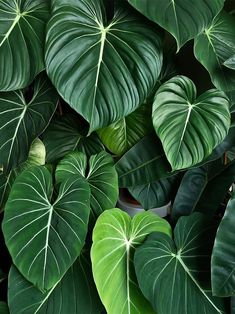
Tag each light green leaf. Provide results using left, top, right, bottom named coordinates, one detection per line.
left=0, top=138, right=45, bottom=211
left=0, top=0, right=50, bottom=91
left=43, top=114, right=104, bottom=163
left=128, top=0, right=224, bottom=50
left=98, top=105, right=152, bottom=156
left=212, top=192, right=235, bottom=296
left=116, top=134, right=172, bottom=187
left=56, top=151, right=118, bottom=220
left=8, top=252, right=103, bottom=314
left=0, top=74, right=58, bottom=173
left=153, top=75, right=230, bottom=170
left=194, top=11, right=235, bottom=91
left=135, top=213, right=227, bottom=314
left=45, top=0, right=163, bottom=132
left=91, top=208, right=171, bottom=314
left=2, top=166, right=90, bottom=291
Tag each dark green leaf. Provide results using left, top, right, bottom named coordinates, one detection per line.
left=0, top=302, right=9, bottom=314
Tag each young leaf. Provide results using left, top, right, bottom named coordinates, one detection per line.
left=45, top=0, right=163, bottom=132
left=0, top=75, right=58, bottom=173
left=128, top=0, right=224, bottom=50
left=91, top=208, right=171, bottom=314
left=135, top=213, right=227, bottom=314
left=212, top=192, right=235, bottom=296
left=0, top=0, right=50, bottom=91
left=8, top=253, right=103, bottom=314
left=153, top=76, right=230, bottom=170
left=2, top=166, right=90, bottom=291
left=42, top=114, right=104, bottom=163
left=56, top=151, right=118, bottom=220
left=194, top=11, right=235, bottom=92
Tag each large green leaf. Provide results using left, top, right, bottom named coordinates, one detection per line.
left=8, top=252, right=103, bottom=314
left=128, top=0, right=224, bottom=50
left=43, top=114, right=104, bottom=163
left=153, top=76, right=230, bottom=170
left=0, top=138, right=45, bottom=211
left=98, top=105, right=152, bottom=156
left=2, top=166, right=90, bottom=291
left=0, top=0, right=50, bottom=91
left=0, top=302, right=9, bottom=314
left=45, top=0, right=163, bottom=132
left=116, top=134, right=172, bottom=187
left=56, top=151, right=118, bottom=220
left=212, top=192, right=235, bottom=296
left=128, top=175, right=179, bottom=210
left=194, top=11, right=235, bottom=92
left=91, top=208, right=171, bottom=314
left=135, top=213, right=227, bottom=314
left=0, top=74, right=58, bottom=173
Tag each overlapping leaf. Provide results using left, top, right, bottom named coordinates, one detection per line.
left=91, top=209, right=171, bottom=314
left=2, top=166, right=90, bottom=291
left=153, top=76, right=230, bottom=170
left=45, top=0, right=163, bottom=132
left=0, top=0, right=50, bottom=91
left=0, top=74, right=58, bottom=173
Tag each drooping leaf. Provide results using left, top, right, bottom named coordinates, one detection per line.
left=0, top=302, right=9, bottom=314
left=128, top=175, right=179, bottom=209
left=153, top=75, right=230, bottom=170
left=194, top=11, right=235, bottom=91
left=135, top=213, right=228, bottom=314
left=56, top=151, right=118, bottom=220
left=116, top=134, right=172, bottom=187
left=8, top=252, right=103, bottom=314
left=45, top=0, right=163, bottom=132
left=0, top=0, right=50, bottom=91
left=0, top=138, right=46, bottom=211
left=91, top=208, right=171, bottom=314
left=98, top=105, right=152, bottom=156
left=212, top=192, right=235, bottom=296
left=2, top=166, right=90, bottom=291
left=0, top=74, right=58, bottom=173
left=128, top=0, right=224, bottom=50
left=42, top=114, right=104, bottom=163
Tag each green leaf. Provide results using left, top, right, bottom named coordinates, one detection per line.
left=0, top=302, right=9, bottom=314
left=153, top=76, right=230, bottom=170
left=0, top=0, right=50, bottom=91
left=212, top=192, right=235, bottom=296
left=232, top=297, right=235, bottom=314
left=0, top=74, right=58, bottom=173
left=128, top=175, right=179, bottom=209
left=224, top=54, right=235, bottom=70
left=0, top=138, right=46, bottom=211
left=45, top=0, right=163, bottom=132
left=135, top=213, right=227, bottom=314
left=56, top=151, right=118, bottom=220
left=128, top=0, right=224, bottom=50
left=2, top=165, right=90, bottom=291
left=194, top=11, right=235, bottom=92
left=98, top=105, right=152, bottom=156
left=8, top=252, right=103, bottom=314
left=91, top=208, right=171, bottom=314
left=116, top=134, right=172, bottom=187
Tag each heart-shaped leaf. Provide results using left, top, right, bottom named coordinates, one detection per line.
left=135, top=213, right=227, bottom=314
left=56, top=151, right=118, bottom=220
left=194, top=11, right=235, bottom=92
left=91, top=208, right=171, bottom=314
left=0, top=74, right=58, bottom=173
left=2, top=166, right=90, bottom=291
left=0, top=0, right=50, bottom=91
left=212, top=192, right=235, bottom=296
left=128, top=0, right=224, bottom=50
left=42, top=114, right=104, bottom=163
left=8, top=252, right=103, bottom=314
left=153, top=75, right=230, bottom=170
left=98, top=105, right=152, bottom=156
left=0, top=138, right=45, bottom=211
left=45, top=0, right=163, bottom=132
